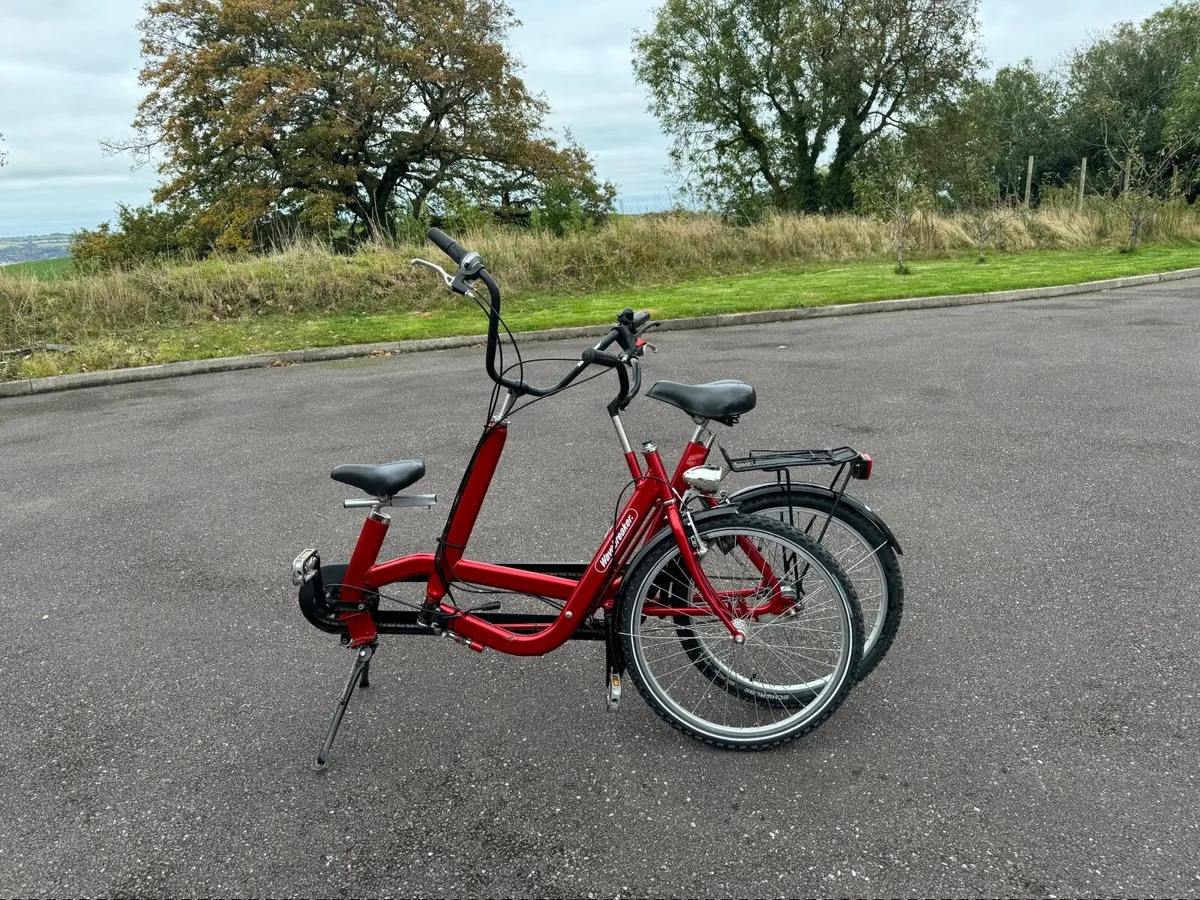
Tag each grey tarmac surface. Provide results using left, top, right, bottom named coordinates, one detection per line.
left=1, top=279, right=1198, bottom=897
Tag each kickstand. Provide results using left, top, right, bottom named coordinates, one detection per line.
left=315, top=643, right=375, bottom=770
left=604, top=619, right=624, bottom=712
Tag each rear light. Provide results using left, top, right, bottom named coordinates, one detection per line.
left=852, top=452, right=873, bottom=481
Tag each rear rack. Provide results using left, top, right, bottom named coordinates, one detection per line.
left=721, top=446, right=861, bottom=474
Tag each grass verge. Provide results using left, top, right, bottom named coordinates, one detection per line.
left=6, top=243, right=1198, bottom=381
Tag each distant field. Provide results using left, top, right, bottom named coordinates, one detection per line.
left=0, top=257, right=73, bottom=279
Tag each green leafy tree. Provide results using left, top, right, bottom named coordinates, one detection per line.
left=633, top=0, right=981, bottom=217
left=1165, top=54, right=1200, bottom=143
left=913, top=62, right=1066, bottom=205
left=105, top=0, right=613, bottom=251
left=1063, top=1, right=1200, bottom=181
left=70, top=204, right=195, bottom=271
left=963, top=64, right=1068, bottom=200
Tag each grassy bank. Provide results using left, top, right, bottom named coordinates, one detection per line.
left=6, top=242, right=1198, bottom=381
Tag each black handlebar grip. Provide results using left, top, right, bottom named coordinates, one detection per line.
left=582, top=348, right=623, bottom=368
left=427, top=227, right=467, bottom=265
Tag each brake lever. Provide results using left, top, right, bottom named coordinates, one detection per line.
left=411, top=258, right=455, bottom=291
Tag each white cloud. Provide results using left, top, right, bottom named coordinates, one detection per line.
left=0, top=0, right=1182, bottom=236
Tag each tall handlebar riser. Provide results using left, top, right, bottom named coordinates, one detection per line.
left=422, top=229, right=655, bottom=407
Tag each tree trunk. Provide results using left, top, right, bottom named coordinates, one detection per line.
left=1127, top=220, right=1141, bottom=252
left=824, top=121, right=863, bottom=211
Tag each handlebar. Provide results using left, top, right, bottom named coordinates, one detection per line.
left=420, top=228, right=655, bottom=412
left=427, top=227, right=468, bottom=265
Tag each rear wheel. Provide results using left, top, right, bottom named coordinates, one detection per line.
left=735, top=488, right=903, bottom=679
left=617, top=513, right=863, bottom=749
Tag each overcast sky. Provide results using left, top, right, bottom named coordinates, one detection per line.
left=0, top=0, right=1176, bottom=237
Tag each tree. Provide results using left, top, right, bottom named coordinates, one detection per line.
left=962, top=64, right=1067, bottom=200
left=1165, top=54, right=1200, bottom=200
left=1062, top=2, right=1200, bottom=178
left=853, top=134, right=932, bottom=273
left=961, top=189, right=1019, bottom=263
left=633, top=0, right=981, bottom=217
left=911, top=62, right=1068, bottom=207
left=70, top=204, right=195, bottom=271
left=106, top=0, right=612, bottom=250
left=1094, top=123, right=1196, bottom=251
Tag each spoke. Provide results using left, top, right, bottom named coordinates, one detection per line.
left=627, top=523, right=855, bottom=741
left=689, top=656, right=723, bottom=718
left=836, top=542, right=887, bottom=576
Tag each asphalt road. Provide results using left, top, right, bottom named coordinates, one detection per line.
left=2, top=280, right=1199, bottom=897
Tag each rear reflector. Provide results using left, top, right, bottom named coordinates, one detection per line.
left=852, top=452, right=874, bottom=481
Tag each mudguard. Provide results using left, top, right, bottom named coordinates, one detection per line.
left=725, top=482, right=904, bottom=555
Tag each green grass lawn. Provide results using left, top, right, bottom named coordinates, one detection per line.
left=0, top=257, right=74, bottom=280
left=6, top=243, right=1199, bottom=381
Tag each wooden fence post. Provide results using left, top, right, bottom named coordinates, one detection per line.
left=1078, top=157, right=1087, bottom=213
left=1024, top=155, right=1035, bottom=207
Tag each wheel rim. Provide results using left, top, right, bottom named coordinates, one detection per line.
left=625, top=524, right=856, bottom=744
left=751, top=503, right=888, bottom=660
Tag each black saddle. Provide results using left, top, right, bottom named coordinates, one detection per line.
left=331, top=460, right=425, bottom=497
left=646, top=380, right=757, bottom=425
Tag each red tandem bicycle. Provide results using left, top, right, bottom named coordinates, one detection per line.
left=294, top=229, right=896, bottom=767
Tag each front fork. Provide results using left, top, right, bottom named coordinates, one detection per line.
left=604, top=611, right=623, bottom=711
left=644, top=444, right=748, bottom=644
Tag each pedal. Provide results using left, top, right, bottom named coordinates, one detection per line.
left=292, top=548, right=320, bottom=586
left=606, top=670, right=622, bottom=711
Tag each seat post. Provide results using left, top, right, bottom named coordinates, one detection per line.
left=689, top=419, right=714, bottom=446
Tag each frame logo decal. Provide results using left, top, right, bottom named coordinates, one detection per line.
left=598, top=509, right=640, bottom=571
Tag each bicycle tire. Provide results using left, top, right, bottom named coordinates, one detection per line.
left=616, top=512, right=863, bottom=750
left=735, top=488, right=903, bottom=680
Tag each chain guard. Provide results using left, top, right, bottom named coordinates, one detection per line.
left=298, top=564, right=354, bottom=635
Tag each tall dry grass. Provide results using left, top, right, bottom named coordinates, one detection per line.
left=3, top=206, right=1199, bottom=352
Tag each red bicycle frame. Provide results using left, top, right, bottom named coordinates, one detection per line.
left=333, top=413, right=751, bottom=653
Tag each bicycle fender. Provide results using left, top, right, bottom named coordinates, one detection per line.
left=725, top=483, right=904, bottom=556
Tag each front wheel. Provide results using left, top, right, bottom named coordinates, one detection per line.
left=616, top=513, right=863, bottom=750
